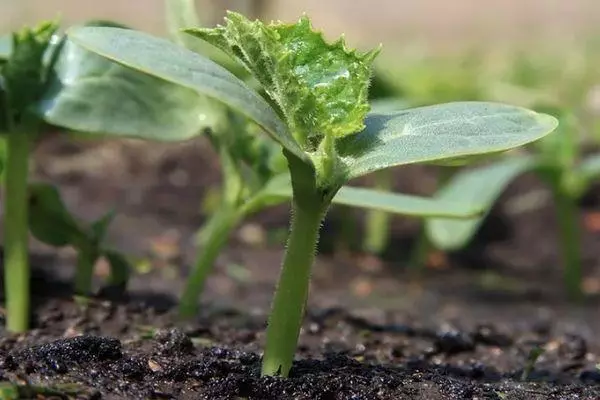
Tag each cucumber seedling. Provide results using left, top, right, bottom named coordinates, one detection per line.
left=68, top=12, right=557, bottom=377
left=0, top=20, right=209, bottom=332
left=163, top=0, right=490, bottom=317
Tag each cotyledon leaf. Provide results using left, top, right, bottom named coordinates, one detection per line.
left=66, top=26, right=306, bottom=161
left=337, top=102, right=558, bottom=179
left=254, top=173, right=486, bottom=219
left=425, top=156, right=537, bottom=250
left=38, top=36, right=222, bottom=140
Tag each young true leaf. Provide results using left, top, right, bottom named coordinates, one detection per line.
left=66, top=26, right=305, bottom=161
left=185, top=12, right=379, bottom=144
left=3, top=21, right=58, bottom=122
left=337, top=102, right=558, bottom=179
left=425, top=156, right=537, bottom=250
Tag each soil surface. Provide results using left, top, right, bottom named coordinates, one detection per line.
left=0, top=135, right=599, bottom=399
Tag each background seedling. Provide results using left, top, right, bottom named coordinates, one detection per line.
left=68, top=12, right=556, bottom=377
left=426, top=107, right=600, bottom=301
left=161, top=0, right=493, bottom=318
left=0, top=19, right=211, bottom=332
left=28, top=183, right=130, bottom=297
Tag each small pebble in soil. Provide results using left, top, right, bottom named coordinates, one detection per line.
left=154, top=328, right=194, bottom=355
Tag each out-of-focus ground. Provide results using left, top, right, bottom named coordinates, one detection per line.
left=2, top=0, right=600, bottom=51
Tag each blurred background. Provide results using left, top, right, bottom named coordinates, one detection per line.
left=2, top=0, right=600, bottom=49
left=2, top=0, right=600, bottom=313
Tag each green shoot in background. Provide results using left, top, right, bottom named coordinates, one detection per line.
left=426, top=107, right=600, bottom=301
left=0, top=18, right=209, bottom=332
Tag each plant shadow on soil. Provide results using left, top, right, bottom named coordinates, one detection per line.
left=0, top=136, right=599, bottom=399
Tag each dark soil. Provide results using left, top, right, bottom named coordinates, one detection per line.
left=0, top=135, right=599, bottom=399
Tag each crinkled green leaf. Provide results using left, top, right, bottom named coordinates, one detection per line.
left=185, top=12, right=379, bottom=146
left=38, top=35, right=220, bottom=140
left=28, top=182, right=86, bottom=247
left=338, top=102, right=558, bottom=179
left=67, top=26, right=305, bottom=160
left=256, top=173, right=486, bottom=218
left=2, top=21, right=58, bottom=121
left=425, top=156, right=537, bottom=250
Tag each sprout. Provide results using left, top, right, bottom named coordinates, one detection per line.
left=68, top=12, right=557, bottom=376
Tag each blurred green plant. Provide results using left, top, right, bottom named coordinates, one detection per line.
left=0, top=18, right=209, bottom=332
left=426, top=107, right=600, bottom=301
left=28, top=183, right=129, bottom=297
left=363, top=45, right=600, bottom=275
left=69, top=11, right=555, bottom=377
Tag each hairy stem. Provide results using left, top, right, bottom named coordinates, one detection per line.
left=363, top=169, right=392, bottom=254
left=4, top=132, right=31, bottom=332
left=262, top=200, right=325, bottom=377
left=553, top=186, right=583, bottom=302
left=179, top=206, right=241, bottom=318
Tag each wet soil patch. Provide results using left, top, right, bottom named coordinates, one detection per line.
left=0, top=287, right=599, bottom=399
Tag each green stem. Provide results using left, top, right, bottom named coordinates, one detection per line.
left=553, top=186, right=583, bottom=302
left=409, top=226, right=430, bottom=273
left=4, top=132, right=31, bottom=332
left=179, top=206, right=241, bottom=318
left=262, top=200, right=325, bottom=377
left=335, top=205, right=358, bottom=253
left=74, top=243, right=98, bottom=296
left=363, top=169, right=392, bottom=254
